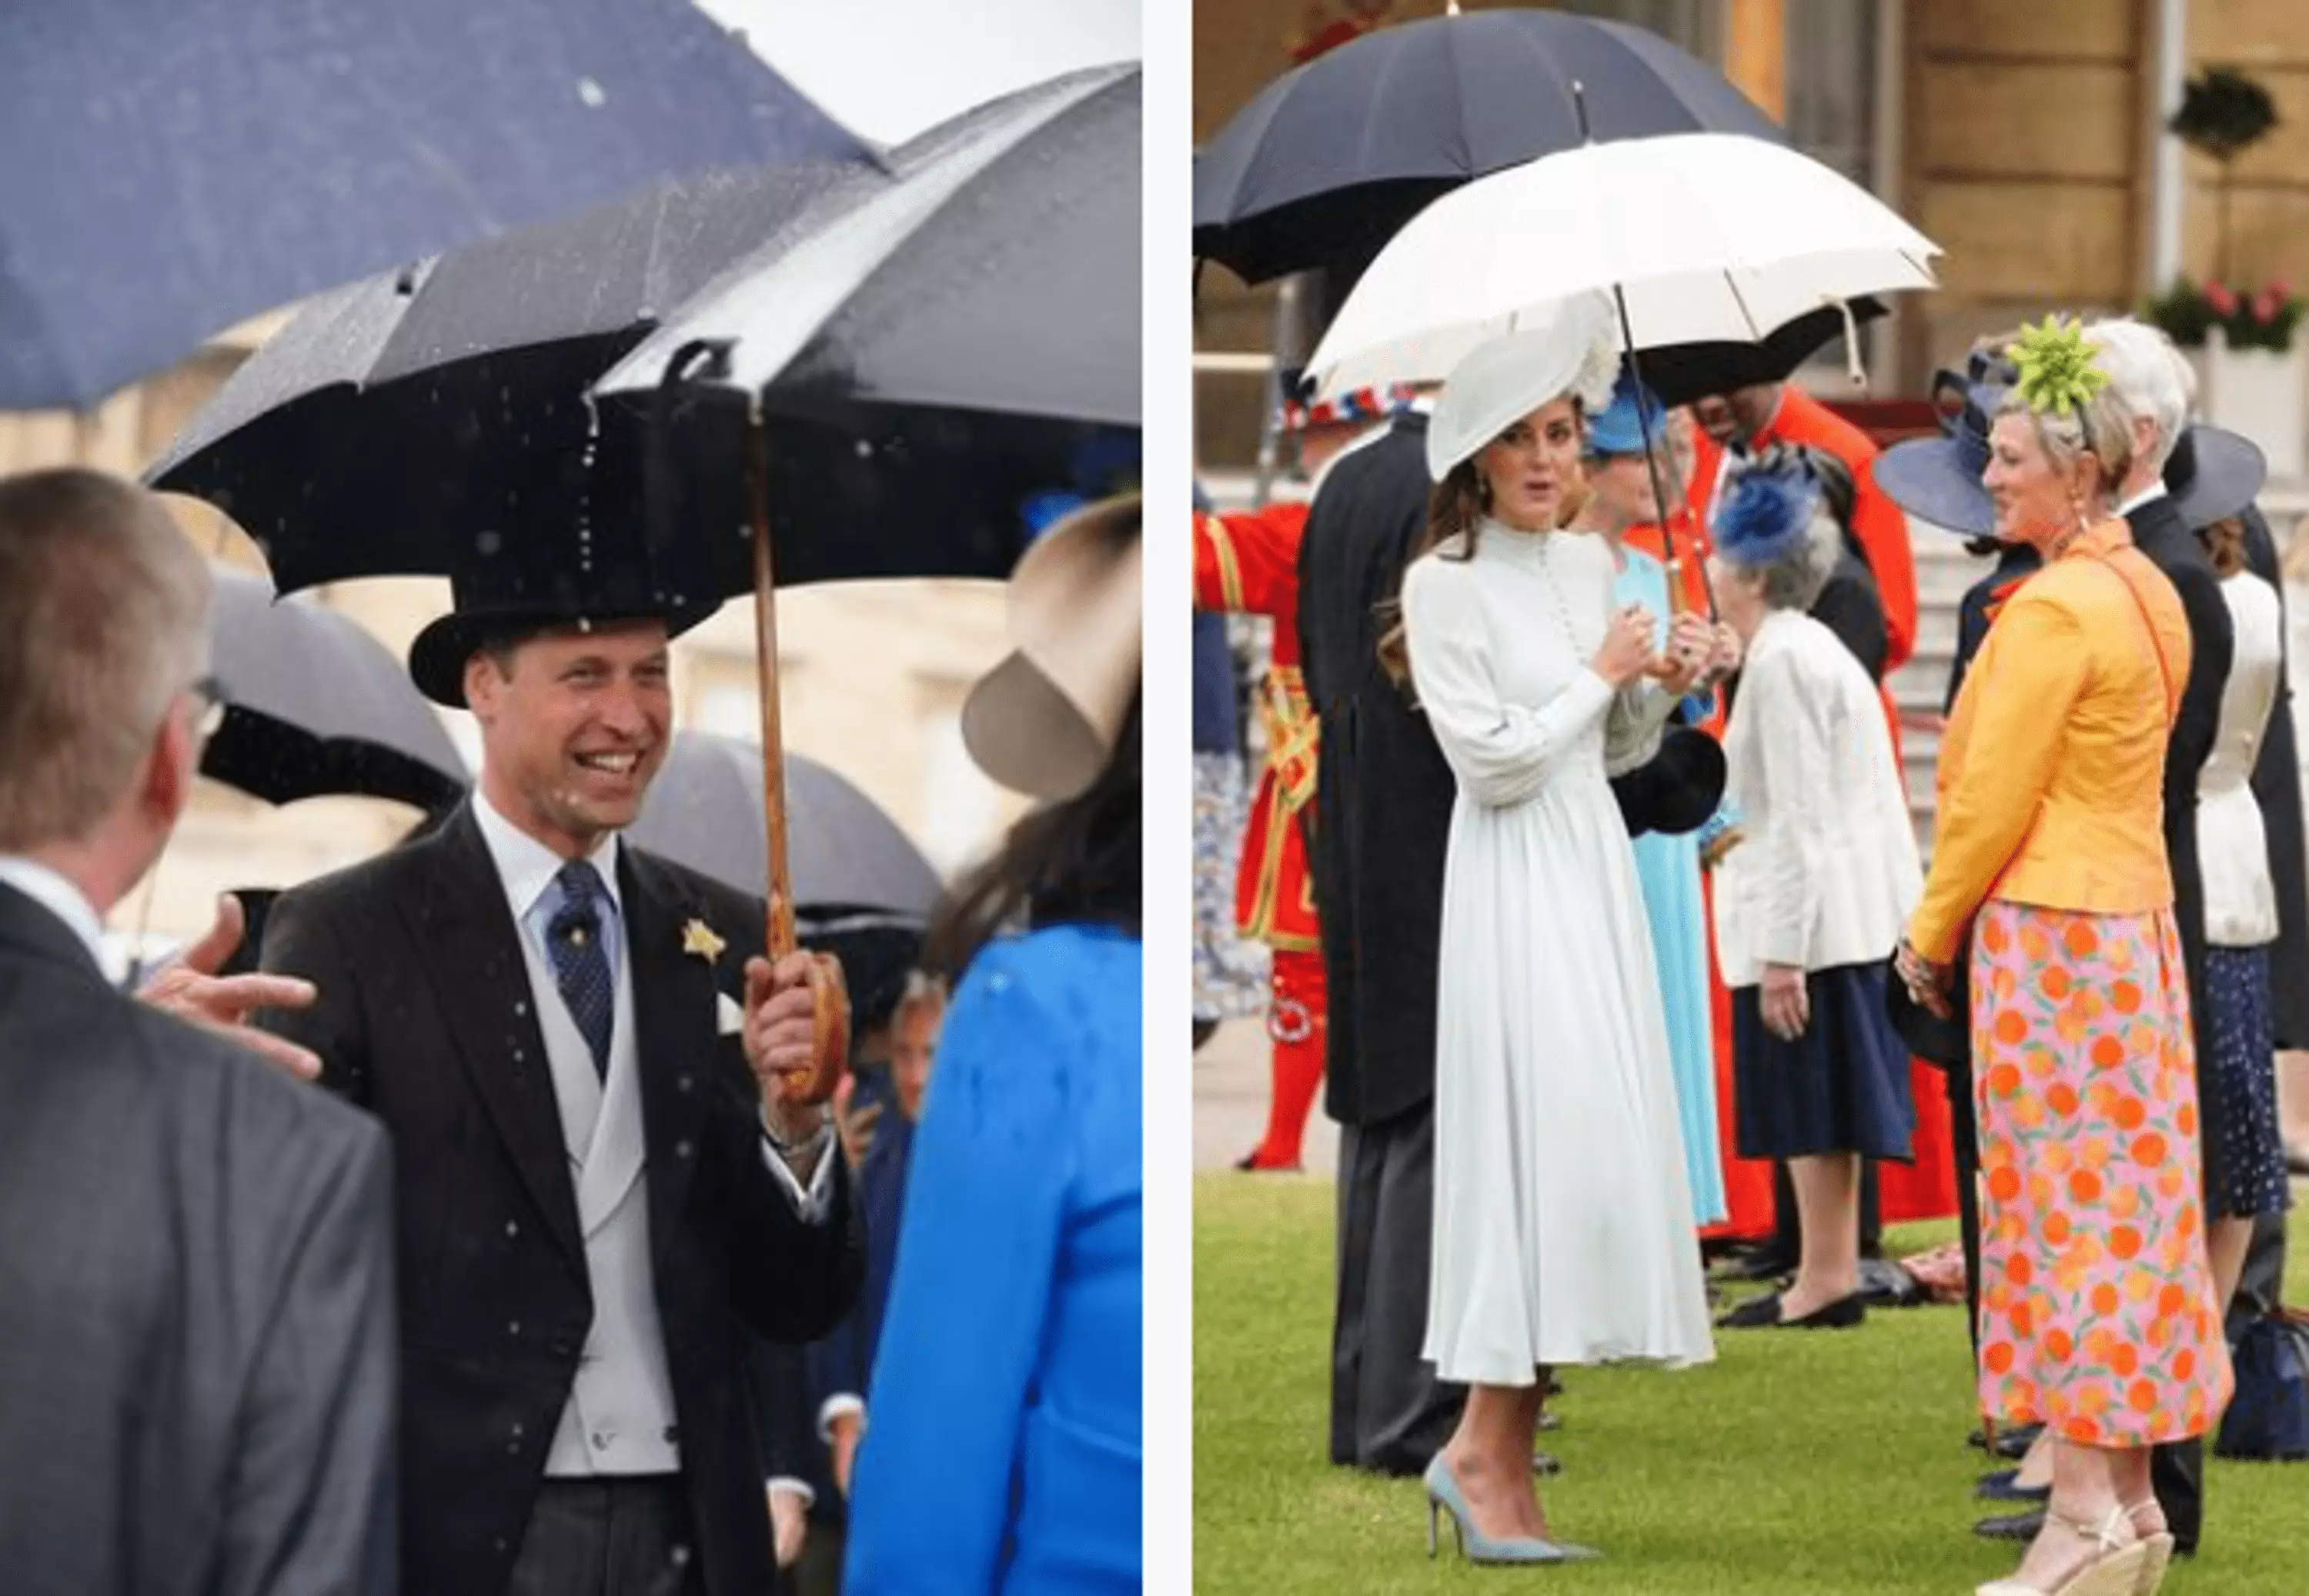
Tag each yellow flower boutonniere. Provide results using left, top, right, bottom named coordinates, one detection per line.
left=681, top=917, right=727, bottom=963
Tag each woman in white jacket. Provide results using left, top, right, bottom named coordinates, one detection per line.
left=1708, top=452, right=1923, bottom=1331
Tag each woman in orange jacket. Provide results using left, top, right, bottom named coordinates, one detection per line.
left=1896, top=322, right=2227, bottom=1596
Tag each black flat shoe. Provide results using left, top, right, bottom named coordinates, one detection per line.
left=1714, top=1290, right=1866, bottom=1330
left=1973, top=1507, right=2046, bottom=1542
left=1231, top=1150, right=1302, bottom=1174
left=1967, top=1422, right=2042, bottom=1459
left=1973, top=1467, right=2050, bottom=1504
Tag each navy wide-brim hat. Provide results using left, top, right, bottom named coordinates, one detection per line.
left=1879, top=366, right=2269, bottom=540
left=1875, top=375, right=2003, bottom=537
left=2164, top=424, right=2267, bottom=531
left=409, top=556, right=720, bottom=707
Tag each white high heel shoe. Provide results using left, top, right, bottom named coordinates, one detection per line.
left=1974, top=1505, right=2145, bottom=1596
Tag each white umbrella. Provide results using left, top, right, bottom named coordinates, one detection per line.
left=1307, top=131, right=1941, bottom=398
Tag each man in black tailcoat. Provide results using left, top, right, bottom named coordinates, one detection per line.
left=2094, top=317, right=2240, bottom=1558
left=1298, top=399, right=1465, bottom=1475
left=261, top=554, right=864, bottom=1596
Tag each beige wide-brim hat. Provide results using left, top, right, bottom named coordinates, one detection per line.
left=962, top=492, right=1142, bottom=801
left=1425, top=291, right=1623, bottom=482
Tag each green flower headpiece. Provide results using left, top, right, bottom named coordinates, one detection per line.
left=2010, top=315, right=2110, bottom=419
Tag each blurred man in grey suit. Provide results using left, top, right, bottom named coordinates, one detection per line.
left=0, top=468, right=397, bottom=1596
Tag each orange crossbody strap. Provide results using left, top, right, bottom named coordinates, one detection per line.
left=2084, top=549, right=2180, bottom=720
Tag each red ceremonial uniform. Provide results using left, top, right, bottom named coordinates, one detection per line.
left=1196, top=503, right=1326, bottom=1169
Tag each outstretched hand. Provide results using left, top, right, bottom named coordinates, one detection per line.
left=138, top=894, right=321, bottom=1080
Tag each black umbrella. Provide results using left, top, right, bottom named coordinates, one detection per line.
left=588, top=62, right=1138, bottom=975
left=143, top=78, right=1121, bottom=600
left=146, top=157, right=891, bottom=592
left=627, top=732, right=941, bottom=919
left=1, top=0, right=870, bottom=411
left=1192, top=7, right=1780, bottom=287
left=203, top=566, right=467, bottom=813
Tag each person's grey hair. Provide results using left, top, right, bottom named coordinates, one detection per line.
left=1993, top=380, right=2137, bottom=498
left=0, top=469, right=210, bottom=851
left=1754, top=513, right=1843, bottom=613
left=2083, top=316, right=2192, bottom=473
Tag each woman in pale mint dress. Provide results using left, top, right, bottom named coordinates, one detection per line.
left=1402, top=306, right=1717, bottom=1569
left=1572, top=369, right=1729, bottom=1227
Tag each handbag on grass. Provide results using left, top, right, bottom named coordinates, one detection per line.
left=2214, top=1307, right=2309, bottom=1461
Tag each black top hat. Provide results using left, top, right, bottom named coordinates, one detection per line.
left=408, top=549, right=720, bottom=707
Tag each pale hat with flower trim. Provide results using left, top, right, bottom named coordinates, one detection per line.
left=1425, top=292, right=1622, bottom=482
left=961, top=491, right=1141, bottom=802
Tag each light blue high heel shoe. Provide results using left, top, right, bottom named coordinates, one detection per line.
left=1422, top=1457, right=1602, bottom=1565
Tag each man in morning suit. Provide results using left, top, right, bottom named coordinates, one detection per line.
left=1296, top=399, right=1468, bottom=1477
left=260, top=556, right=865, bottom=1596
left=0, top=469, right=396, bottom=1596
left=2089, top=317, right=2236, bottom=1556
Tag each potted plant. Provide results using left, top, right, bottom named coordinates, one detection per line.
left=2150, top=68, right=2304, bottom=476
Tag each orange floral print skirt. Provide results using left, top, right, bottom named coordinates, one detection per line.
left=1967, top=900, right=2233, bottom=1446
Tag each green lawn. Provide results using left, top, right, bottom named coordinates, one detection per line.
left=1195, top=1174, right=2308, bottom=1594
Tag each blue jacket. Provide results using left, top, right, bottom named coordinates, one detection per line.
left=844, top=925, right=1141, bottom=1594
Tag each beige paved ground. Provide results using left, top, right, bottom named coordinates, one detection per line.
left=1191, top=1015, right=1340, bottom=1177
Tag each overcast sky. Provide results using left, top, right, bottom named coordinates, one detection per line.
left=694, top=0, right=1139, bottom=146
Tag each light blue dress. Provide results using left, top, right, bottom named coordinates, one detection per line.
left=844, top=923, right=1141, bottom=1594
left=1612, top=543, right=1729, bottom=1226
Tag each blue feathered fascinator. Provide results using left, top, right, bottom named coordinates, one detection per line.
left=1712, top=456, right=1823, bottom=569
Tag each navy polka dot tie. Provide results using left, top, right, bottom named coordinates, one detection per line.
left=546, top=860, right=613, bottom=1080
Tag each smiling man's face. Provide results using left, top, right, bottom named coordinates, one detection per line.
left=466, top=619, right=673, bottom=857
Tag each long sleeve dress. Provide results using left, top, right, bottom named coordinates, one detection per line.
left=1403, top=521, right=1716, bottom=1383
left=843, top=924, right=1141, bottom=1594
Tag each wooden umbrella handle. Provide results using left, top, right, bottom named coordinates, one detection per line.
left=747, top=411, right=847, bottom=1106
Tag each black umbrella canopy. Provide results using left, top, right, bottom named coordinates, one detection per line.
left=145, top=74, right=1125, bottom=603
left=146, top=156, right=884, bottom=595
left=592, top=63, right=1142, bottom=596
left=625, top=731, right=941, bottom=918
left=203, top=566, right=467, bottom=812
left=1193, top=9, right=1780, bottom=285
left=0, top=0, right=870, bottom=410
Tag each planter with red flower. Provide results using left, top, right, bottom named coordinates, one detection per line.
left=2146, top=68, right=2306, bottom=477
left=2148, top=277, right=2308, bottom=478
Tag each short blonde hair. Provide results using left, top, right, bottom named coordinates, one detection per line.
left=0, top=469, right=209, bottom=850
left=1994, top=384, right=2137, bottom=498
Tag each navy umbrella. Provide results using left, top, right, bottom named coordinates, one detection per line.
left=2, top=0, right=869, bottom=410
left=204, top=566, right=466, bottom=813
left=627, top=733, right=941, bottom=919
left=1192, top=7, right=1781, bottom=285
